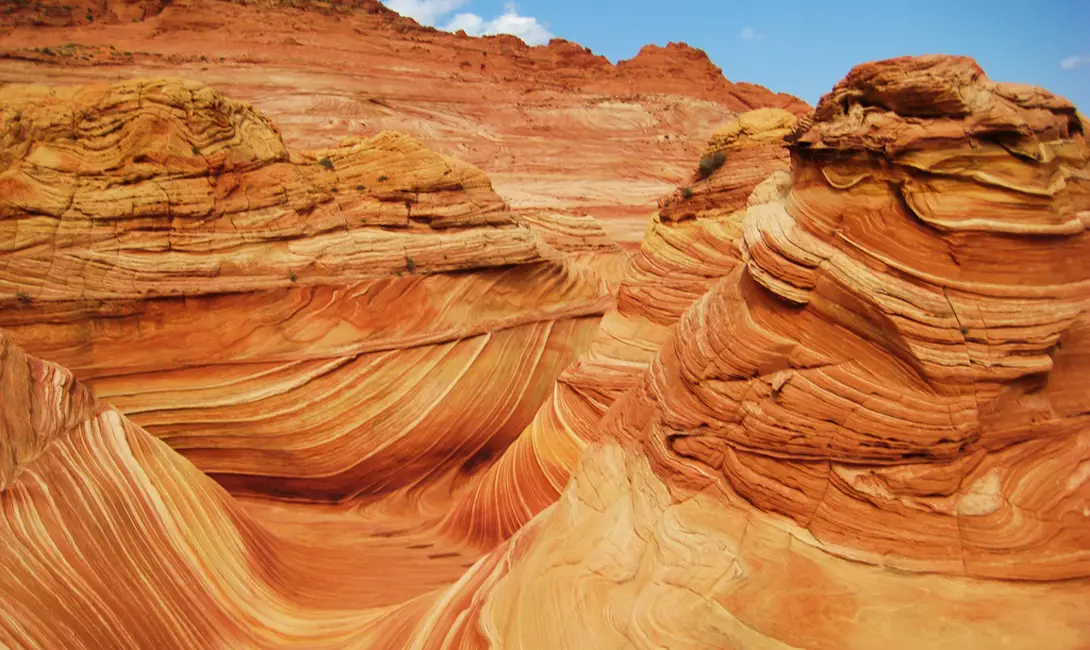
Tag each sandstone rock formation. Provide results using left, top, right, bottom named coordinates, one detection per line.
left=438, top=107, right=799, bottom=548
left=4, top=54, right=1088, bottom=650
left=372, top=55, right=1090, bottom=648
left=0, top=77, right=609, bottom=510
left=0, top=0, right=808, bottom=250
left=1, top=329, right=448, bottom=648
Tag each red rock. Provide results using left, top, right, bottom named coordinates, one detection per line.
left=0, top=0, right=809, bottom=249
left=5, top=48, right=1085, bottom=650
left=376, top=55, right=1090, bottom=649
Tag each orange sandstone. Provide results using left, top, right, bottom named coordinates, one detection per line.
left=0, top=0, right=809, bottom=249
left=3, top=54, right=1088, bottom=650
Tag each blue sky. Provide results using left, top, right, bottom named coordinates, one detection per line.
left=384, top=0, right=1090, bottom=111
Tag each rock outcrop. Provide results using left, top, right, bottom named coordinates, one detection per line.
left=375, top=55, right=1090, bottom=649
left=0, top=330, right=464, bottom=648
left=0, top=0, right=809, bottom=250
left=438, top=108, right=798, bottom=548
left=0, top=78, right=609, bottom=505
left=4, top=55, right=1087, bottom=650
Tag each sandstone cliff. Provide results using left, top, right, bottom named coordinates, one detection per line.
left=3, top=55, right=1087, bottom=650
left=0, top=0, right=808, bottom=250
left=370, top=55, right=1090, bottom=649
left=0, top=78, right=609, bottom=511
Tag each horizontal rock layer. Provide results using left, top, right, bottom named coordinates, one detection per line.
left=0, top=0, right=809, bottom=249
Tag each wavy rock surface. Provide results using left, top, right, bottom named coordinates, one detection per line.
left=0, top=330, right=486, bottom=648
left=382, top=56, right=1090, bottom=648
left=5, top=55, right=1087, bottom=650
left=439, top=109, right=798, bottom=548
left=0, top=77, right=608, bottom=510
left=0, top=0, right=808, bottom=249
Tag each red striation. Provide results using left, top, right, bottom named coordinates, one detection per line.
left=6, top=47, right=1086, bottom=650
left=437, top=108, right=799, bottom=549
left=371, top=55, right=1090, bottom=649
left=0, top=0, right=809, bottom=249
left=612, top=42, right=810, bottom=113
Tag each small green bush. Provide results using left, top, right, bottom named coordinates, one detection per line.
left=697, top=151, right=726, bottom=179
left=405, top=254, right=417, bottom=273
left=191, top=146, right=200, bottom=155
left=15, top=291, right=31, bottom=304
left=681, top=186, right=694, bottom=200
left=318, top=157, right=334, bottom=170
left=377, top=175, right=388, bottom=182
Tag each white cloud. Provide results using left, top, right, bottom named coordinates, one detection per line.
left=739, top=26, right=766, bottom=42
left=1060, top=55, right=1090, bottom=70
left=384, top=0, right=468, bottom=25
left=444, top=3, right=553, bottom=45
left=382, top=1, right=553, bottom=46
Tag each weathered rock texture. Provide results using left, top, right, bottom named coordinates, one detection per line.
left=372, top=55, right=1090, bottom=648
left=0, top=0, right=808, bottom=249
left=3, top=55, right=1089, bottom=650
left=0, top=330, right=474, bottom=648
left=439, top=108, right=799, bottom=548
left=0, top=77, right=609, bottom=512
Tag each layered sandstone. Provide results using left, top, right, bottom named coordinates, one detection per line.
left=4, top=54, right=1086, bottom=650
left=0, top=77, right=609, bottom=508
left=0, top=330, right=466, bottom=648
left=0, top=0, right=808, bottom=248
left=439, top=108, right=798, bottom=548
left=380, top=55, right=1090, bottom=648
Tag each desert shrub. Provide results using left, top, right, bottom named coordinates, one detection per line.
left=378, top=175, right=388, bottom=182
left=405, top=254, right=417, bottom=273
left=697, top=150, right=726, bottom=179
left=681, top=186, right=694, bottom=200
left=318, top=157, right=334, bottom=170
left=16, top=291, right=31, bottom=304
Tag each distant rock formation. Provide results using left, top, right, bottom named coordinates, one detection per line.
left=0, top=0, right=809, bottom=249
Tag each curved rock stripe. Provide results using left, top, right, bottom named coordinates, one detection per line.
left=0, top=78, right=610, bottom=505
left=382, top=56, right=1090, bottom=648
left=439, top=108, right=799, bottom=547
left=3, top=55, right=1089, bottom=650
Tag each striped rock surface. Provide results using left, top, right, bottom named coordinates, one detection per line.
left=0, top=0, right=810, bottom=250
left=436, top=108, right=799, bottom=548
left=3, top=55, right=1090, bottom=650
left=0, top=77, right=609, bottom=512
left=371, top=55, right=1090, bottom=649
